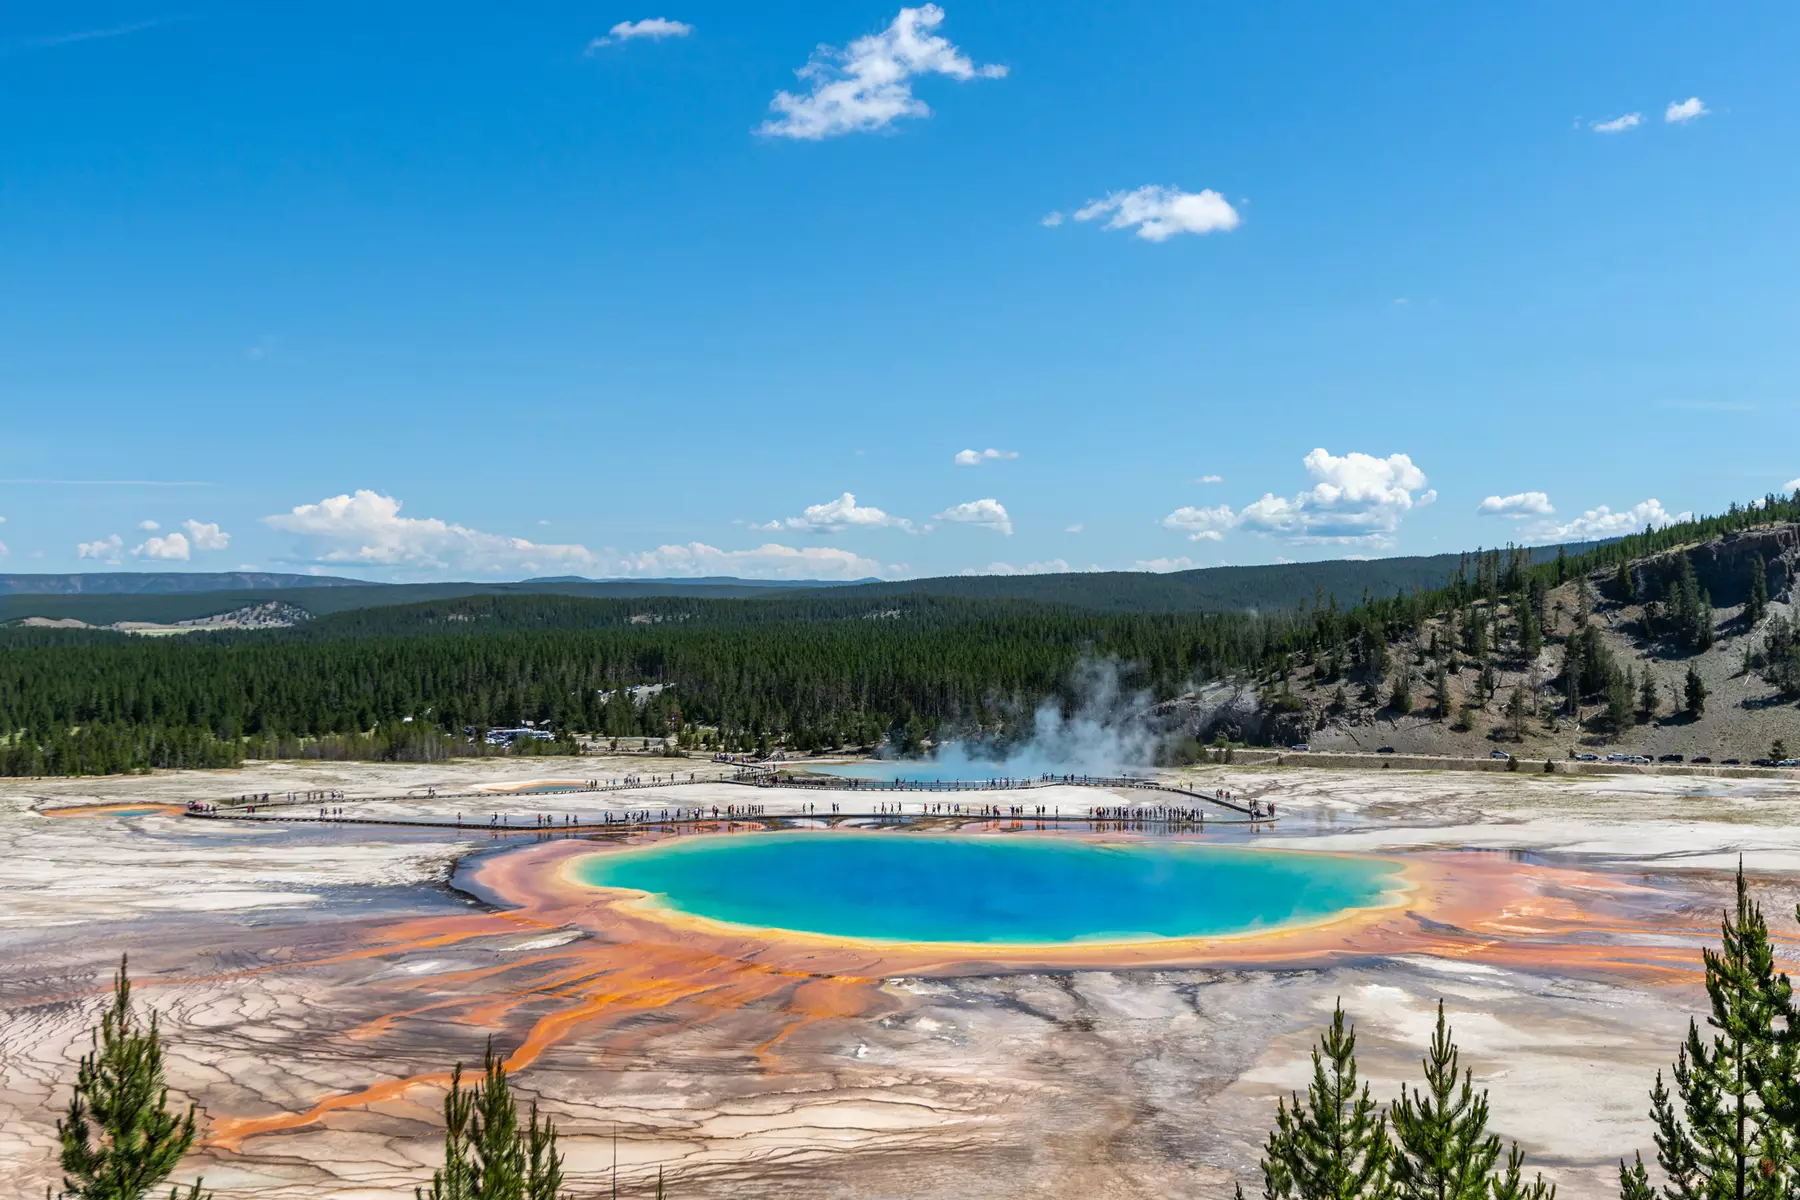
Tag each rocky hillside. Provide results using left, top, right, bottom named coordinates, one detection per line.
left=1164, top=524, right=1800, bottom=762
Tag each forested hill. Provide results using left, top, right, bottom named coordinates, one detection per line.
left=0, top=542, right=1614, bottom=626
left=797, top=546, right=1612, bottom=613
left=3, top=495, right=1795, bottom=777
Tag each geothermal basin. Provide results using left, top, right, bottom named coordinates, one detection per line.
left=573, top=832, right=1407, bottom=944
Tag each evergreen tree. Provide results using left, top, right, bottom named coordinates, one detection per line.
left=56, top=956, right=211, bottom=1200
left=1606, top=669, right=1635, bottom=735
left=419, top=1043, right=565, bottom=1200
left=1617, top=1152, right=1655, bottom=1200
left=1388, top=1003, right=1504, bottom=1200
left=1391, top=674, right=1414, bottom=715
left=1639, top=673, right=1660, bottom=723
left=1744, top=557, right=1769, bottom=628
left=1645, top=866, right=1793, bottom=1200
left=1248, top=1002, right=1393, bottom=1200
left=1685, top=666, right=1708, bottom=719
left=1615, top=561, right=1637, bottom=605
left=1504, top=688, right=1529, bottom=742
left=1491, top=1143, right=1555, bottom=1200
left=418, top=1065, right=478, bottom=1200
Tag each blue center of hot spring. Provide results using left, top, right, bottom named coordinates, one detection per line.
left=574, top=834, right=1402, bottom=945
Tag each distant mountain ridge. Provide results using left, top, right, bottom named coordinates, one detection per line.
left=0, top=572, right=371, bottom=596
left=0, top=547, right=1612, bottom=622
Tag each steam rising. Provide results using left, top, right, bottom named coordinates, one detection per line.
left=915, top=657, right=1164, bottom=777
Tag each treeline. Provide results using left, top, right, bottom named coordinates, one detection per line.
left=2, top=494, right=1796, bottom=776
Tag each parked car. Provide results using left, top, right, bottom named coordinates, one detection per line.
left=1289, top=743, right=1310, bottom=752
left=1489, top=750, right=1511, bottom=759
left=1375, top=746, right=1396, bottom=754
left=1722, top=758, right=1741, bottom=765
left=1691, top=756, right=1713, bottom=764
left=1752, top=758, right=1775, bottom=767
left=1605, top=753, right=1631, bottom=762
left=1658, top=754, right=1684, bottom=763
left=1574, top=752, right=1599, bottom=762
left=1627, top=755, right=1652, bottom=765
left=1780, top=759, right=1800, bottom=768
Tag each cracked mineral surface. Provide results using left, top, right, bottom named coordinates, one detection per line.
left=3, top=757, right=1797, bottom=1198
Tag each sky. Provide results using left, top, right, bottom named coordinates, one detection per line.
left=3, top=1, right=1798, bottom=581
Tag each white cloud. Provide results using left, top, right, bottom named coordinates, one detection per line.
left=1040, top=211, right=1064, bottom=227
left=969, top=559, right=1072, bottom=576
left=1477, top=491, right=1555, bottom=518
left=1064, top=522, right=1083, bottom=534
left=953, top=447, right=1019, bottom=466
left=134, top=532, right=190, bottom=561
left=1783, top=476, right=1800, bottom=492
left=1160, top=504, right=1235, bottom=542
left=264, top=490, right=598, bottom=572
left=1591, top=112, right=1642, bottom=134
left=617, top=542, right=885, bottom=581
left=587, top=17, right=692, bottom=51
left=137, top=519, right=160, bottom=531
left=760, top=4, right=1005, bottom=140
left=1197, top=474, right=1223, bottom=484
left=1072, top=185, right=1240, bottom=242
left=183, top=519, right=230, bottom=550
left=773, top=491, right=915, bottom=533
left=933, top=498, right=1012, bottom=534
left=77, top=534, right=124, bottom=564
left=1665, top=97, right=1708, bottom=124
left=1524, top=498, right=1691, bottom=544
left=1135, top=556, right=1199, bottom=573
left=1160, top=448, right=1433, bottom=547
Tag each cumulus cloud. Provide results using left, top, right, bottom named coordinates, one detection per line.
left=617, top=542, right=885, bottom=580
left=1591, top=112, right=1642, bottom=134
left=264, top=490, right=598, bottom=573
left=968, top=559, right=1073, bottom=576
left=1072, top=185, right=1240, bottom=241
left=768, top=491, right=915, bottom=533
left=587, top=17, right=692, bottom=51
left=134, top=532, right=190, bottom=561
left=1135, top=556, right=1199, bottom=573
left=953, top=447, right=1019, bottom=466
left=77, top=534, right=124, bottom=564
left=1665, top=97, right=1708, bottom=124
left=1784, top=476, right=1800, bottom=493
left=1160, top=504, right=1235, bottom=542
left=1040, top=211, right=1064, bottom=227
left=1524, top=498, right=1691, bottom=544
left=1197, top=474, right=1223, bottom=484
left=933, top=498, right=1012, bottom=534
left=137, top=519, right=160, bottom=531
left=1477, top=491, right=1555, bottom=518
left=183, top=519, right=229, bottom=550
left=760, top=4, right=1005, bottom=140
left=1160, top=449, right=1433, bottom=547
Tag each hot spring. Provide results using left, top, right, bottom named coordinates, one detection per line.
left=573, top=833, right=1405, bottom=945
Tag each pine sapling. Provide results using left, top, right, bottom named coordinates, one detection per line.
left=56, top=955, right=211, bottom=1200
left=1250, top=1001, right=1393, bottom=1200
left=1388, top=1002, right=1502, bottom=1200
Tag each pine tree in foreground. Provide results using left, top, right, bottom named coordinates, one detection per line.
left=1387, top=1002, right=1505, bottom=1200
left=1641, top=864, right=1792, bottom=1200
left=1242, top=1001, right=1393, bottom=1200
left=419, top=1041, right=567, bottom=1200
left=55, top=955, right=211, bottom=1200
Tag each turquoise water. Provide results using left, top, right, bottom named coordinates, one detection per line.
left=574, top=833, right=1402, bottom=944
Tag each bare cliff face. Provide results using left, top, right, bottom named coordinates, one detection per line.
left=1626, top=524, right=1800, bottom=608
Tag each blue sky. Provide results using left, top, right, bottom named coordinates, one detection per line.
left=3, top=1, right=1797, bottom=580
